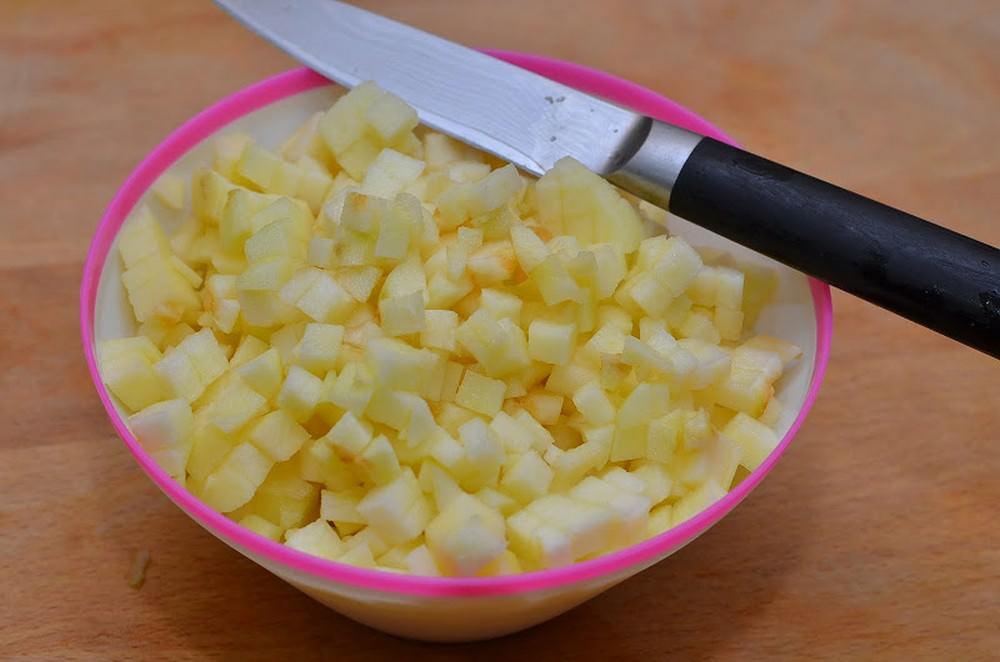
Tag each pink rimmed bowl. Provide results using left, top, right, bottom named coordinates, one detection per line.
left=81, top=52, right=832, bottom=642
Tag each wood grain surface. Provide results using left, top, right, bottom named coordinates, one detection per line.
left=1, top=1, right=997, bottom=659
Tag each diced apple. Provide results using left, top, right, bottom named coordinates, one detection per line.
left=276, top=365, right=323, bottom=422
left=201, top=442, right=273, bottom=513
left=248, top=409, right=310, bottom=462
left=426, top=494, right=506, bottom=576
left=128, top=398, right=193, bottom=479
left=285, top=519, right=342, bottom=560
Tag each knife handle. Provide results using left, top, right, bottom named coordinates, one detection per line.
left=612, top=125, right=1000, bottom=358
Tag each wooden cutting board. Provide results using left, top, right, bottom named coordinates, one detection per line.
left=1, top=0, right=997, bottom=658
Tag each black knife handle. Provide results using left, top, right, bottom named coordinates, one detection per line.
left=662, top=138, right=1000, bottom=358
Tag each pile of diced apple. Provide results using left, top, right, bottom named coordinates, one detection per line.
left=98, top=82, right=801, bottom=577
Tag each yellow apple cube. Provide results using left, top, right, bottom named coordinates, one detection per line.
left=501, top=450, right=554, bottom=504
left=201, top=442, right=273, bottom=513
left=293, top=323, right=344, bottom=375
left=521, top=390, right=563, bottom=426
left=722, top=412, right=779, bottom=471
left=127, top=398, right=193, bottom=479
left=336, top=265, right=382, bottom=303
left=324, top=410, right=373, bottom=458
left=357, top=434, right=402, bottom=486
left=646, top=410, right=684, bottom=463
left=550, top=427, right=613, bottom=491
left=672, top=479, right=726, bottom=525
left=276, top=365, right=323, bottom=422
left=237, top=514, right=282, bottom=541
left=527, top=319, right=576, bottom=365
left=457, top=417, right=504, bottom=490
left=285, top=519, right=342, bottom=560
left=98, top=337, right=167, bottom=412
left=571, top=383, right=616, bottom=425
left=379, top=291, right=425, bottom=336
left=454, top=370, right=506, bottom=417
left=207, top=377, right=268, bottom=434
left=361, top=148, right=425, bottom=199
left=247, top=409, right=310, bottom=462
left=324, top=362, right=374, bottom=415
left=356, top=470, right=430, bottom=545
left=426, top=494, right=506, bottom=576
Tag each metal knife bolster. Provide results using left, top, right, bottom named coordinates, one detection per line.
left=607, top=120, right=705, bottom=209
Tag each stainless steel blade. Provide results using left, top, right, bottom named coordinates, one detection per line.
left=213, top=0, right=652, bottom=177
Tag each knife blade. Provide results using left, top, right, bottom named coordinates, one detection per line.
left=214, top=0, right=1000, bottom=357
left=213, top=0, right=678, bottom=180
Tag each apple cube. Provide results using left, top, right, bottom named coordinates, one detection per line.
left=426, top=494, right=506, bottom=576
left=527, top=319, right=576, bottom=366
left=528, top=494, right=617, bottom=561
left=467, top=241, right=517, bottom=286
left=293, top=323, right=344, bottom=375
left=191, top=168, right=239, bottom=223
left=457, top=417, right=504, bottom=490
left=506, top=509, right=573, bottom=569
left=240, top=460, right=319, bottom=530
left=366, top=91, right=419, bottom=142
left=741, top=335, right=803, bottom=367
left=629, top=461, right=673, bottom=505
left=127, top=398, right=193, bottom=479
left=379, top=291, right=425, bottom=336
left=324, top=362, right=374, bottom=416
left=672, top=479, right=726, bottom=525
left=320, top=488, right=367, bottom=527
left=536, top=157, right=643, bottom=254
left=247, top=409, right=310, bottom=462
left=285, top=519, right=342, bottom=560
left=98, top=337, right=167, bottom=412
left=206, top=377, right=268, bottom=434
left=117, top=206, right=171, bottom=269
left=419, top=459, right=464, bottom=511
left=760, top=396, right=783, bottom=427
left=570, top=477, right=649, bottom=547
left=646, top=410, right=684, bottom=463
left=356, top=470, right=430, bottom=545
left=476, top=487, right=520, bottom=517
left=500, top=450, right=553, bottom=504
left=294, top=271, right=355, bottom=323
left=591, top=243, right=628, bottom=299
left=276, top=365, right=323, bottom=422
left=679, top=310, right=722, bottom=344
left=403, top=544, right=442, bottom=576
left=357, top=434, right=402, bottom=486
left=361, top=148, right=425, bottom=199
left=336, top=265, right=382, bottom=303
left=531, top=255, right=583, bottom=305
left=545, top=363, right=598, bottom=397
left=201, top=442, right=274, bottom=513
left=571, top=383, right=615, bottom=425
left=454, top=370, right=506, bottom=417
left=364, top=336, right=437, bottom=392
left=235, top=514, right=281, bottom=541
left=550, top=428, right=612, bottom=491
left=521, top=390, right=563, bottom=426
left=244, top=219, right=307, bottom=263
left=722, top=412, right=779, bottom=471
left=324, top=410, right=373, bottom=459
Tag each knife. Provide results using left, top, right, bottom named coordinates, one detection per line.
left=214, top=0, right=1000, bottom=358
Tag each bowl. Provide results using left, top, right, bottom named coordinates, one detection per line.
left=81, top=51, right=832, bottom=642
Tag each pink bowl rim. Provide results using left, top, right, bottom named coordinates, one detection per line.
left=81, top=52, right=833, bottom=599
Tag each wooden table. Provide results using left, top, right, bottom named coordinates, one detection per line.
left=2, top=1, right=997, bottom=658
